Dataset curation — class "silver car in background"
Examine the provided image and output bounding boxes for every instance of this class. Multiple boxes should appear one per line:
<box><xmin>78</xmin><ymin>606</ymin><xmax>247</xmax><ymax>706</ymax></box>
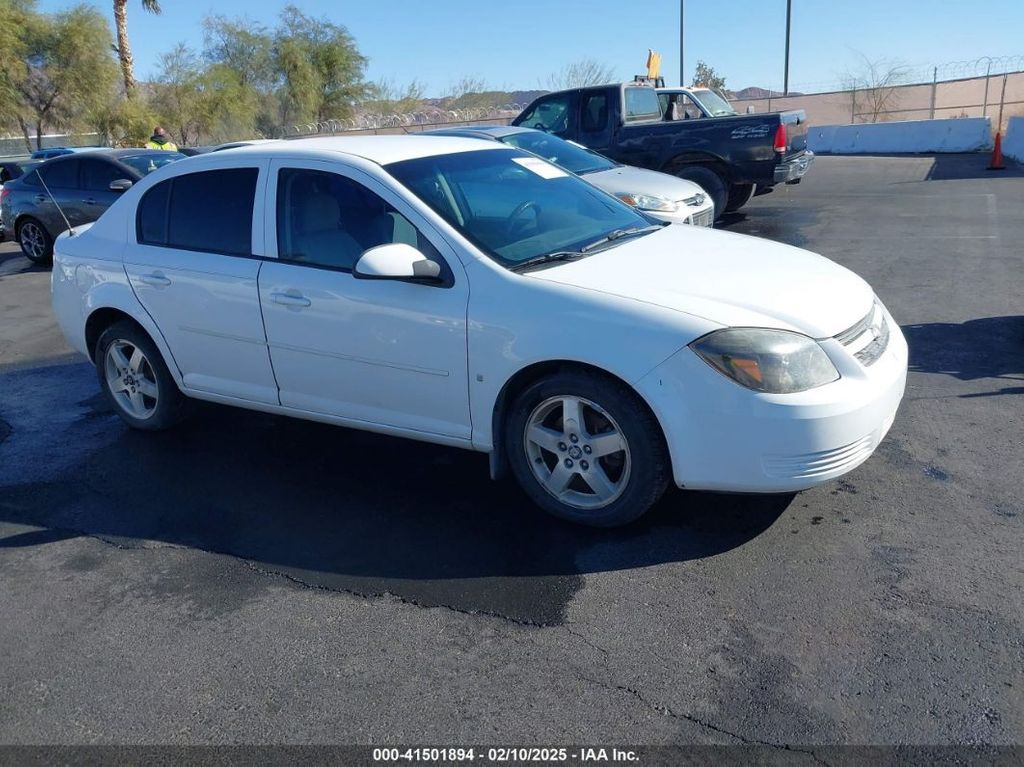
<box><xmin>426</xmin><ymin>125</ymin><xmax>715</xmax><ymax>227</ymax></box>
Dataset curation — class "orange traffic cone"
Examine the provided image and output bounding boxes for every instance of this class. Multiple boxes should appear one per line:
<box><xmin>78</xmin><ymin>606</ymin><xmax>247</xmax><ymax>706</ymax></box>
<box><xmin>988</xmin><ymin>132</ymin><xmax>1005</xmax><ymax>170</ymax></box>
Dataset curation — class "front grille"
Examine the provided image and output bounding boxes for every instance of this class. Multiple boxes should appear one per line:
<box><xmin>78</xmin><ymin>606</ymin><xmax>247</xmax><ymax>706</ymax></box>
<box><xmin>763</xmin><ymin>434</ymin><xmax>875</xmax><ymax>479</ymax></box>
<box><xmin>690</xmin><ymin>209</ymin><xmax>714</xmax><ymax>227</ymax></box>
<box><xmin>835</xmin><ymin>301</ymin><xmax>889</xmax><ymax>366</ymax></box>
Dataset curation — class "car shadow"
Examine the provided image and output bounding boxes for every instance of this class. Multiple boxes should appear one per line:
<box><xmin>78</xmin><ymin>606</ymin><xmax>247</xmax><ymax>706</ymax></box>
<box><xmin>902</xmin><ymin>315</ymin><xmax>1024</xmax><ymax>395</ymax></box>
<box><xmin>0</xmin><ymin>362</ymin><xmax>795</xmax><ymax>624</ymax></box>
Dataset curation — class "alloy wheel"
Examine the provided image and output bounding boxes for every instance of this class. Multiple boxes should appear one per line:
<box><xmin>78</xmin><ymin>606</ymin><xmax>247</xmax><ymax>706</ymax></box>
<box><xmin>104</xmin><ymin>339</ymin><xmax>159</xmax><ymax>419</ymax></box>
<box><xmin>19</xmin><ymin>221</ymin><xmax>46</xmax><ymax>260</ymax></box>
<box><xmin>524</xmin><ymin>395</ymin><xmax>631</xmax><ymax>510</ymax></box>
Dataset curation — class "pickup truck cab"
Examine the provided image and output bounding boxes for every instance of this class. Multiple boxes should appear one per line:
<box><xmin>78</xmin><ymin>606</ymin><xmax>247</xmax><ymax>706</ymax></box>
<box><xmin>657</xmin><ymin>87</ymin><xmax>738</xmax><ymax>118</ymax></box>
<box><xmin>512</xmin><ymin>83</ymin><xmax>813</xmax><ymax>216</ymax></box>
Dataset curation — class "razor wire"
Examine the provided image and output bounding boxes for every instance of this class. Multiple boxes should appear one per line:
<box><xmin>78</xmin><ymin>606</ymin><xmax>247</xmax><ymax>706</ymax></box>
<box><xmin>281</xmin><ymin>105</ymin><xmax>527</xmax><ymax>137</ymax></box>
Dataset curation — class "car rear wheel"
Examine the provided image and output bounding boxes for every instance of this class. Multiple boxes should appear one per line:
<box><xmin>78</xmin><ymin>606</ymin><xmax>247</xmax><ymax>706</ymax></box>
<box><xmin>505</xmin><ymin>372</ymin><xmax>669</xmax><ymax>527</ymax></box>
<box><xmin>95</xmin><ymin>321</ymin><xmax>185</xmax><ymax>431</ymax></box>
<box><xmin>18</xmin><ymin>218</ymin><xmax>53</xmax><ymax>265</ymax></box>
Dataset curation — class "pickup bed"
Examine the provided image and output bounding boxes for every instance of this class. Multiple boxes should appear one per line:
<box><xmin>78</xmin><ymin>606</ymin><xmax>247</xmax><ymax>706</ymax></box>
<box><xmin>511</xmin><ymin>83</ymin><xmax>813</xmax><ymax>216</ymax></box>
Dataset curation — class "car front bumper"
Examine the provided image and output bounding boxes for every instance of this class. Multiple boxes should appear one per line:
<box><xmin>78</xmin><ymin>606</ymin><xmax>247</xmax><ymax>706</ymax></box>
<box><xmin>774</xmin><ymin>150</ymin><xmax>815</xmax><ymax>185</ymax></box>
<box><xmin>636</xmin><ymin>305</ymin><xmax>908</xmax><ymax>493</ymax></box>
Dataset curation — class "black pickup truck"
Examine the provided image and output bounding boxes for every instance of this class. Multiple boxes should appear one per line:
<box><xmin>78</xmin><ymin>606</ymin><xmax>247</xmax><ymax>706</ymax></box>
<box><xmin>511</xmin><ymin>83</ymin><xmax>813</xmax><ymax>216</ymax></box>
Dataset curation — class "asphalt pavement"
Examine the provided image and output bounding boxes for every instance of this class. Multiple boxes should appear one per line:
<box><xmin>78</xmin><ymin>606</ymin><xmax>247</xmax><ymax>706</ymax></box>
<box><xmin>0</xmin><ymin>154</ymin><xmax>1021</xmax><ymax>752</ymax></box>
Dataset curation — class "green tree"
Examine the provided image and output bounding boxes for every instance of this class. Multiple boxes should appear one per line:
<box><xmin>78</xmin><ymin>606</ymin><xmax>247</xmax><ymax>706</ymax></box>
<box><xmin>273</xmin><ymin>5</ymin><xmax>367</xmax><ymax>125</ymax></box>
<box><xmin>202</xmin><ymin>15</ymin><xmax>277</xmax><ymax>136</ymax></box>
<box><xmin>692</xmin><ymin>60</ymin><xmax>726</xmax><ymax>90</ymax></box>
<box><xmin>0</xmin><ymin>0</ymin><xmax>36</xmax><ymax>136</ymax></box>
<box><xmin>8</xmin><ymin>4</ymin><xmax>120</xmax><ymax>150</ymax></box>
<box><xmin>112</xmin><ymin>0</ymin><xmax>161</xmax><ymax>97</ymax></box>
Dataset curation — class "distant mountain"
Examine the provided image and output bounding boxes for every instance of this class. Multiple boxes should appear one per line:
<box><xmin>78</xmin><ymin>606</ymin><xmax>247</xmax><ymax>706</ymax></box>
<box><xmin>732</xmin><ymin>86</ymin><xmax>804</xmax><ymax>100</ymax></box>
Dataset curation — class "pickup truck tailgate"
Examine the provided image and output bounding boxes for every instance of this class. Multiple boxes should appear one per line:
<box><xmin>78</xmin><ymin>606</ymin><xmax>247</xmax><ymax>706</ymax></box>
<box><xmin>781</xmin><ymin>110</ymin><xmax>808</xmax><ymax>154</ymax></box>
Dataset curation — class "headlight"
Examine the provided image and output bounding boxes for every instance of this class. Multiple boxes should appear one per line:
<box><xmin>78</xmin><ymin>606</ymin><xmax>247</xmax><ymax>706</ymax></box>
<box><xmin>689</xmin><ymin>328</ymin><xmax>840</xmax><ymax>393</ymax></box>
<box><xmin>683</xmin><ymin>192</ymin><xmax>707</xmax><ymax>208</ymax></box>
<box><xmin>615</xmin><ymin>192</ymin><xmax>678</xmax><ymax>212</ymax></box>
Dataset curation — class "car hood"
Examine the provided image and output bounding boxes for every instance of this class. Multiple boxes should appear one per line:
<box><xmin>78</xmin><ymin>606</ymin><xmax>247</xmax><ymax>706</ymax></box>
<box><xmin>583</xmin><ymin>165</ymin><xmax>705</xmax><ymax>202</ymax></box>
<box><xmin>529</xmin><ymin>224</ymin><xmax>873</xmax><ymax>338</ymax></box>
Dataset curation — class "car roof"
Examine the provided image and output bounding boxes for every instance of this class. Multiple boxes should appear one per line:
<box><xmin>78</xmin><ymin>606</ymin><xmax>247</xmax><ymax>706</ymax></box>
<box><xmin>224</xmin><ymin>135</ymin><xmax>506</xmax><ymax>165</ymax></box>
<box><xmin>425</xmin><ymin>125</ymin><xmax>530</xmax><ymax>140</ymax></box>
<box><xmin>40</xmin><ymin>148</ymin><xmax>182</xmax><ymax>162</ymax></box>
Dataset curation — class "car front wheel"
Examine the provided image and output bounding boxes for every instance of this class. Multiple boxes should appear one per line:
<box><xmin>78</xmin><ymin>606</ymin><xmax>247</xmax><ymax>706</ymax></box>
<box><xmin>505</xmin><ymin>372</ymin><xmax>670</xmax><ymax>527</ymax></box>
<box><xmin>95</xmin><ymin>320</ymin><xmax>185</xmax><ymax>430</ymax></box>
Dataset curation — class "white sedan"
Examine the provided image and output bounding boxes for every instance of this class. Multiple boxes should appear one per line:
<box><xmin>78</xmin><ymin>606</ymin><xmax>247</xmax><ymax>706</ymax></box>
<box><xmin>51</xmin><ymin>136</ymin><xmax>907</xmax><ymax>527</ymax></box>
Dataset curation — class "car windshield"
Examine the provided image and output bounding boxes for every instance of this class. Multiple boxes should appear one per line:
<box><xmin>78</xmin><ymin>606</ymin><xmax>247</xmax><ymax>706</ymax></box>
<box><xmin>690</xmin><ymin>89</ymin><xmax>737</xmax><ymax>116</ymax></box>
<box><xmin>386</xmin><ymin>148</ymin><xmax>654</xmax><ymax>268</ymax></box>
<box><xmin>498</xmin><ymin>132</ymin><xmax>616</xmax><ymax>176</ymax></box>
<box><xmin>119</xmin><ymin>152</ymin><xmax>186</xmax><ymax>175</ymax></box>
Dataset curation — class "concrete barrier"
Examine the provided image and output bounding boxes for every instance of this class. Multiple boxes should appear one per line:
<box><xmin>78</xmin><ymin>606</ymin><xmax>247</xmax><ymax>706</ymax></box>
<box><xmin>808</xmin><ymin>117</ymin><xmax>993</xmax><ymax>154</ymax></box>
<box><xmin>1003</xmin><ymin>116</ymin><xmax>1024</xmax><ymax>163</ymax></box>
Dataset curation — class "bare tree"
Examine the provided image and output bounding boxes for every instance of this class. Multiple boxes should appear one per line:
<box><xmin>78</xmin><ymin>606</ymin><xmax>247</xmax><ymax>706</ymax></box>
<box><xmin>843</xmin><ymin>53</ymin><xmax>910</xmax><ymax>123</ymax></box>
<box><xmin>545</xmin><ymin>59</ymin><xmax>616</xmax><ymax>90</ymax></box>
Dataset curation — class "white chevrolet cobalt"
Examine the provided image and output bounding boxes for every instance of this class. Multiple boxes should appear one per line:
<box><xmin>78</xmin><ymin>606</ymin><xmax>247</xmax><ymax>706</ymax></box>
<box><xmin>51</xmin><ymin>136</ymin><xmax>907</xmax><ymax>527</ymax></box>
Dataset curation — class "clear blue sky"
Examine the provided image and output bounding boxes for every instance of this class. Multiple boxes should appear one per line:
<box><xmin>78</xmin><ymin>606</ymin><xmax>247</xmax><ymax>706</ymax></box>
<box><xmin>38</xmin><ymin>0</ymin><xmax>1024</xmax><ymax>95</ymax></box>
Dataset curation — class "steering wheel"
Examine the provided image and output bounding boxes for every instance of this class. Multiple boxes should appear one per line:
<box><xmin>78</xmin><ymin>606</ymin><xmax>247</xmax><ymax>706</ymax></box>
<box><xmin>506</xmin><ymin>201</ymin><xmax>541</xmax><ymax>238</ymax></box>
<box><xmin>532</xmin><ymin>122</ymin><xmax>548</xmax><ymax>132</ymax></box>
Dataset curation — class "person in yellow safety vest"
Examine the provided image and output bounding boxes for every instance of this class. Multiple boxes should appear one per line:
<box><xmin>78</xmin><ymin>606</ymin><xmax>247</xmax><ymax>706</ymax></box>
<box><xmin>145</xmin><ymin>126</ymin><xmax>178</xmax><ymax>151</ymax></box>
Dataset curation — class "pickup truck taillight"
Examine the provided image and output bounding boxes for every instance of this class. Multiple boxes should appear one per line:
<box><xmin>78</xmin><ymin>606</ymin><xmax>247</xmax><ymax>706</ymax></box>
<box><xmin>774</xmin><ymin>124</ymin><xmax>788</xmax><ymax>153</ymax></box>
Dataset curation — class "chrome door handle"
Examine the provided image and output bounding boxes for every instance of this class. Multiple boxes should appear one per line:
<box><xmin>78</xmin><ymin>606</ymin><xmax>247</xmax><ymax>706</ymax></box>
<box><xmin>270</xmin><ymin>292</ymin><xmax>311</xmax><ymax>307</ymax></box>
<box><xmin>81</xmin><ymin>198</ymin><xmax>96</xmax><ymax>205</ymax></box>
<box><xmin>139</xmin><ymin>273</ymin><xmax>171</xmax><ymax>287</ymax></box>
<box><xmin>34</xmin><ymin>195</ymin><xmax>49</xmax><ymax>204</ymax></box>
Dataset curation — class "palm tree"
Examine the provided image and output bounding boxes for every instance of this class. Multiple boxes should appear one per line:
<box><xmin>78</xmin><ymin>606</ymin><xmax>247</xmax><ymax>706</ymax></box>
<box><xmin>113</xmin><ymin>0</ymin><xmax>162</xmax><ymax>97</ymax></box>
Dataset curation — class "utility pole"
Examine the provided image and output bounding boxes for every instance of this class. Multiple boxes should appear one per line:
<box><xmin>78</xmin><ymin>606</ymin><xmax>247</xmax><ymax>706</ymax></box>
<box><xmin>679</xmin><ymin>0</ymin><xmax>686</xmax><ymax>87</ymax></box>
<box><xmin>783</xmin><ymin>0</ymin><xmax>792</xmax><ymax>95</ymax></box>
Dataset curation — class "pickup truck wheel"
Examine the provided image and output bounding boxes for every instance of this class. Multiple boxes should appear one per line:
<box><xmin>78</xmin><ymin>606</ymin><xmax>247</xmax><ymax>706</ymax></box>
<box><xmin>725</xmin><ymin>183</ymin><xmax>755</xmax><ymax>212</ymax></box>
<box><xmin>672</xmin><ymin>167</ymin><xmax>727</xmax><ymax>220</ymax></box>
<box><xmin>17</xmin><ymin>218</ymin><xmax>53</xmax><ymax>265</ymax></box>
<box><xmin>95</xmin><ymin>321</ymin><xmax>186</xmax><ymax>431</ymax></box>
<box><xmin>505</xmin><ymin>372</ymin><xmax>669</xmax><ymax>527</ymax></box>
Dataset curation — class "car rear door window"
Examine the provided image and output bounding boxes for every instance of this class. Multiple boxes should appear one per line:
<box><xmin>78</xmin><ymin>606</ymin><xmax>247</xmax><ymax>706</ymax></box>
<box><xmin>135</xmin><ymin>168</ymin><xmax>257</xmax><ymax>254</ymax></box>
<box><xmin>81</xmin><ymin>159</ymin><xmax>128</xmax><ymax>191</ymax></box>
<box><xmin>40</xmin><ymin>160</ymin><xmax>79</xmax><ymax>189</ymax></box>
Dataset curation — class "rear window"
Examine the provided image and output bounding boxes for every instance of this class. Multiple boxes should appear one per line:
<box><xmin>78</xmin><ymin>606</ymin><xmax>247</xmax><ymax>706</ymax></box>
<box><xmin>623</xmin><ymin>87</ymin><xmax>662</xmax><ymax>123</ymax></box>
<box><xmin>136</xmin><ymin>168</ymin><xmax>258</xmax><ymax>256</ymax></box>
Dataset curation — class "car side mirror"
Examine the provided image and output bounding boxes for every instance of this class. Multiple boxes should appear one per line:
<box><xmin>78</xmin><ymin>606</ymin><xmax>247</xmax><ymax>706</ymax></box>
<box><xmin>354</xmin><ymin>243</ymin><xmax>442</xmax><ymax>282</ymax></box>
<box><xmin>109</xmin><ymin>179</ymin><xmax>134</xmax><ymax>192</ymax></box>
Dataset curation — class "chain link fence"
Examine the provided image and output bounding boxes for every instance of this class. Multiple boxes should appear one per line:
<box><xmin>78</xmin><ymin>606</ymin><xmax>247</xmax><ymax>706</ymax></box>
<box><xmin>280</xmin><ymin>105</ymin><xmax>526</xmax><ymax>138</ymax></box>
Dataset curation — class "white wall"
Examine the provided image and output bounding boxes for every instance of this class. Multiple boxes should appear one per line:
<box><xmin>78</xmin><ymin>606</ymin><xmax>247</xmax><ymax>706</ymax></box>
<box><xmin>1003</xmin><ymin>116</ymin><xmax>1024</xmax><ymax>163</ymax></box>
<box><xmin>808</xmin><ymin>117</ymin><xmax>993</xmax><ymax>154</ymax></box>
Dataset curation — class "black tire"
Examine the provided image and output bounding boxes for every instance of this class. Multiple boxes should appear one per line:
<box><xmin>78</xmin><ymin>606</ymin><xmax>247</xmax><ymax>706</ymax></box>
<box><xmin>725</xmin><ymin>183</ymin><xmax>755</xmax><ymax>212</ymax></box>
<box><xmin>505</xmin><ymin>371</ymin><xmax>670</xmax><ymax>527</ymax></box>
<box><xmin>671</xmin><ymin>166</ymin><xmax>727</xmax><ymax>221</ymax></box>
<box><xmin>17</xmin><ymin>217</ymin><xmax>54</xmax><ymax>265</ymax></box>
<box><xmin>95</xmin><ymin>320</ymin><xmax>186</xmax><ymax>431</ymax></box>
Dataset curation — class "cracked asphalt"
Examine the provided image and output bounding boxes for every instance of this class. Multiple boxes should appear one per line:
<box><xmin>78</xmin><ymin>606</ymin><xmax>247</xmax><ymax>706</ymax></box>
<box><xmin>0</xmin><ymin>154</ymin><xmax>1022</xmax><ymax>750</ymax></box>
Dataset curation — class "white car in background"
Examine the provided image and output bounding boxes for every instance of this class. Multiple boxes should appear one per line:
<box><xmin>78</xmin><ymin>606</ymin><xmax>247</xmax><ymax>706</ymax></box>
<box><xmin>427</xmin><ymin>125</ymin><xmax>716</xmax><ymax>227</ymax></box>
<box><xmin>51</xmin><ymin>136</ymin><xmax>906</xmax><ymax>527</ymax></box>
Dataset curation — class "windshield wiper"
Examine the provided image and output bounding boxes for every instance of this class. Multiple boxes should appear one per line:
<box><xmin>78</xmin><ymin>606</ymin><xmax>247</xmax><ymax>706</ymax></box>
<box><xmin>580</xmin><ymin>224</ymin><xmax>665</xmax><ymax>254</ymax></box>
<box><xmin>508</xmin><ymin>251</ymin><xmax>586</xmax><ymax>273</ymax></box>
